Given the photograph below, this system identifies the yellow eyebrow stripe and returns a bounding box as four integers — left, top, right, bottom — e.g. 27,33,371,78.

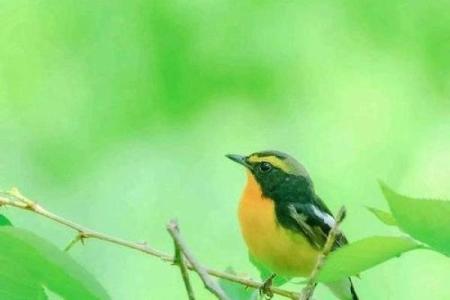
248,155,291,173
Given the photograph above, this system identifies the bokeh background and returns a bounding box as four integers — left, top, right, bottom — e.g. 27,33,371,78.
1,1,449,299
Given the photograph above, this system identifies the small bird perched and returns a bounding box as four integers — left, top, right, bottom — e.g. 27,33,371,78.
226,150,358,300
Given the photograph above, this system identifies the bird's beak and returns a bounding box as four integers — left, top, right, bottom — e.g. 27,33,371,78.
226,154,252,169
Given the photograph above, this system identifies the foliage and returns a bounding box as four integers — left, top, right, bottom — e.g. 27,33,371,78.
318,236,421,282
0,257,48,300
365,207,397,226
317,183,450,283
0,214,12,226
0,226,109,300
379,182,450,257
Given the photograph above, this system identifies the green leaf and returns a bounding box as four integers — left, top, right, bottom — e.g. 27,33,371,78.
380,181,450,256
366,207,398,226
0,214,12,226
0,227,109,300
318,236,421,283
0,257,48,300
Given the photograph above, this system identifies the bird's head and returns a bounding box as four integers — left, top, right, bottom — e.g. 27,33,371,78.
226,150,312,197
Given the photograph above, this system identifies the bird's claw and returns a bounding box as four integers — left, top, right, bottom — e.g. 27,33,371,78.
258,274,276,299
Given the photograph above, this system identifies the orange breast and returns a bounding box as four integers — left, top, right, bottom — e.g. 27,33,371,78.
238,171,319,278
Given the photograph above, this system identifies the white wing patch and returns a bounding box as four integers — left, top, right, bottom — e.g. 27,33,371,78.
311,205,336,227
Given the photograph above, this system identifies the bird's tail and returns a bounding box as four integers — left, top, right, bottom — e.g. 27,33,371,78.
326,277,359,300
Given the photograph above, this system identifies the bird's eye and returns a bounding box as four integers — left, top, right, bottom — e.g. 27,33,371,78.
259,162,272,173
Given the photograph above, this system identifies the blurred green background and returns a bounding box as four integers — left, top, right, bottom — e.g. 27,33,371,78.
1,0,449,299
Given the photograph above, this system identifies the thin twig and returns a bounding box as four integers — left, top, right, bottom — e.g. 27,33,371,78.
299,206,347,300
170,225,196,300
167,220,229,300
0,189,300,299
0,189,171,259
64,232,85,252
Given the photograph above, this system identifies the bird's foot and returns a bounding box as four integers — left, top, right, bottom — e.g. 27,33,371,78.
258,273,276,299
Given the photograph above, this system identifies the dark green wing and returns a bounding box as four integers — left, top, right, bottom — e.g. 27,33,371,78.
280,200,348,250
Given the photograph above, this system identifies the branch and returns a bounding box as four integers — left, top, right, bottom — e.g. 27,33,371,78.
0,189,300,300
0,189,171,260
167,220,229,300
169,222,196,300
299,206,347,300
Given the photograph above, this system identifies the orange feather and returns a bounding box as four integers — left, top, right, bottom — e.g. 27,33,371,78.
238,171,320,277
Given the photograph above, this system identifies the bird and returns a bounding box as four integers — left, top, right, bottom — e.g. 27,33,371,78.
226,150,359,300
